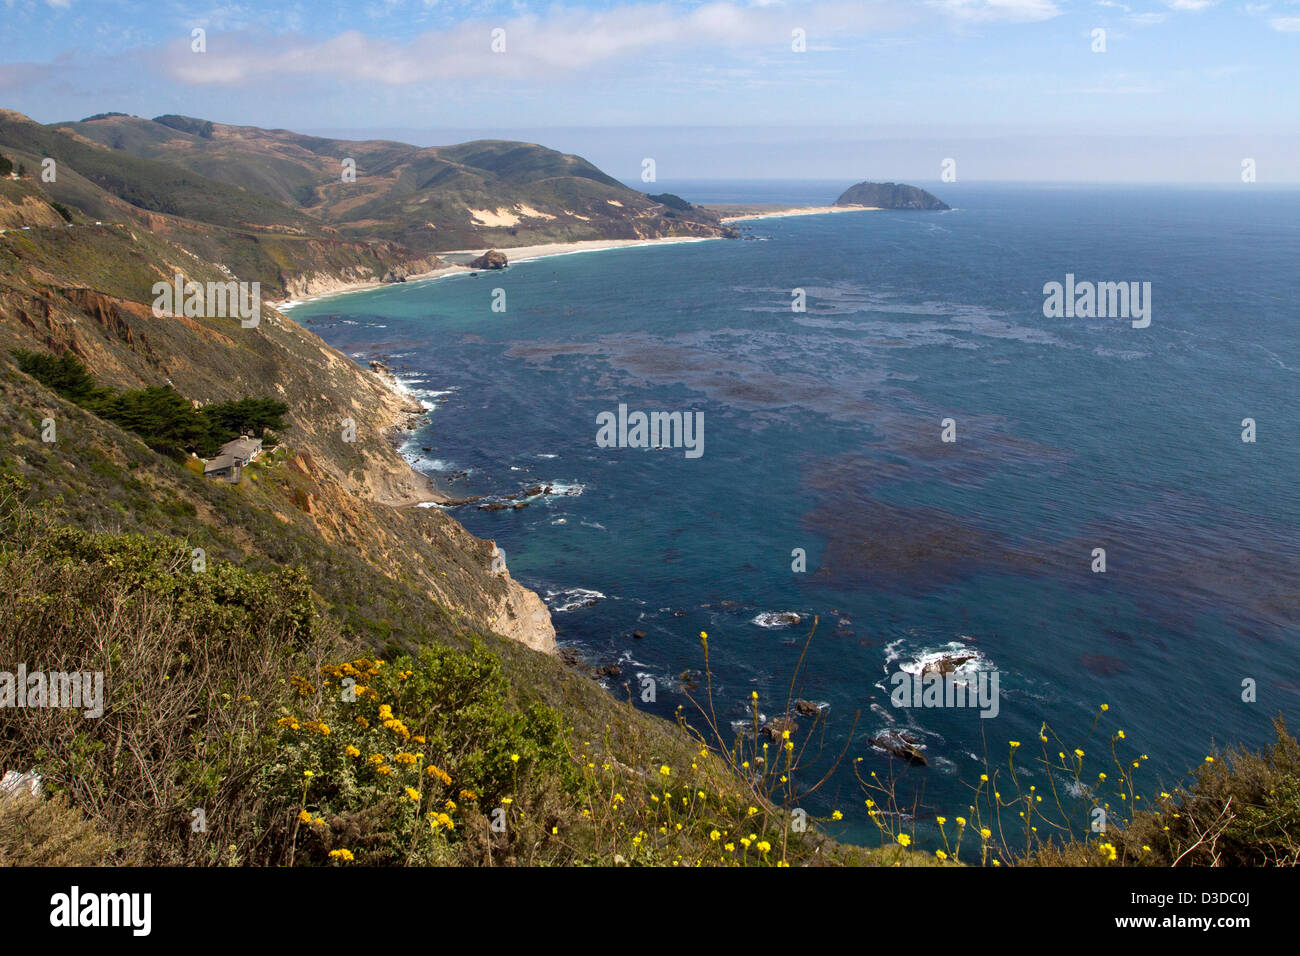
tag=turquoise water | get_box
[287,183,1300,845]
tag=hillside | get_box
[0,109,447,299]
[51,112,736,250]
[0,132,884,867]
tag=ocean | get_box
[284,182,1300,847]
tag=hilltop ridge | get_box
[50,111,735,250]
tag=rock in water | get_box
[834,182,949,210]
[921,653,974,678]
[468,249,508,270]
[761,715,798,741]
[869,729,928,765]
[794,699,822,718]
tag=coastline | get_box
[278,233,723,510]
[370,366,457,508]
[436,235,720,264]
[269,263,466,312]
[270,235,722,312]
[713,204,880,223]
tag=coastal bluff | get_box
[835,181,950,210]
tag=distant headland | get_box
[708,181,949,223]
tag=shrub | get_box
[11,349,288,458]
[0,792,117,866]
[0,481,332,864]
[262,646,574,866]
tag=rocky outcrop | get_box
[468,250,508,270]
[794,699,823,718]
[275,253,446,300]
[761,715,799,741]
[921,653,974,678]
[870,729,928,765]
[835,182,949,211]
[486,576,557,654]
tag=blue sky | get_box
[1,0,1297,181]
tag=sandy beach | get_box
[270,235,721,311]
[714,204,880,223]
[437,236,720,263]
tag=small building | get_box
[219,436,262,465]
[203,454,241,483]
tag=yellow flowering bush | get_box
[266,645,572,865]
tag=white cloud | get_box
[1163,0,1216,10]
[157,0,1062,87]
[1269,15,1300,29]
[927,0,1062,22]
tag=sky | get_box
[1,0,1297,181]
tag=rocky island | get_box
[834,181,950,210]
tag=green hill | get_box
[53,112,735,249]
[0,109,446,298]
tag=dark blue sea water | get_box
[286,183,1300,846]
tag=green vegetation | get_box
[1021,716,1300,867]
[152,114,215,139]
[0,483,853,866]
[0,110,317,231]
[45,112,733,249]
[0,151,11,177]
[648,192,694,211]
[11,349,286,457]
[5,479,1296,867]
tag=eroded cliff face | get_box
[493,580,558,655]
[0,224,558,656]
[481,546,557,655]
[275,254,447,301]
[276,447,556,655]
[0,193,67,230]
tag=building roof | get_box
[203,454,239,474]
[219,436,262,459]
